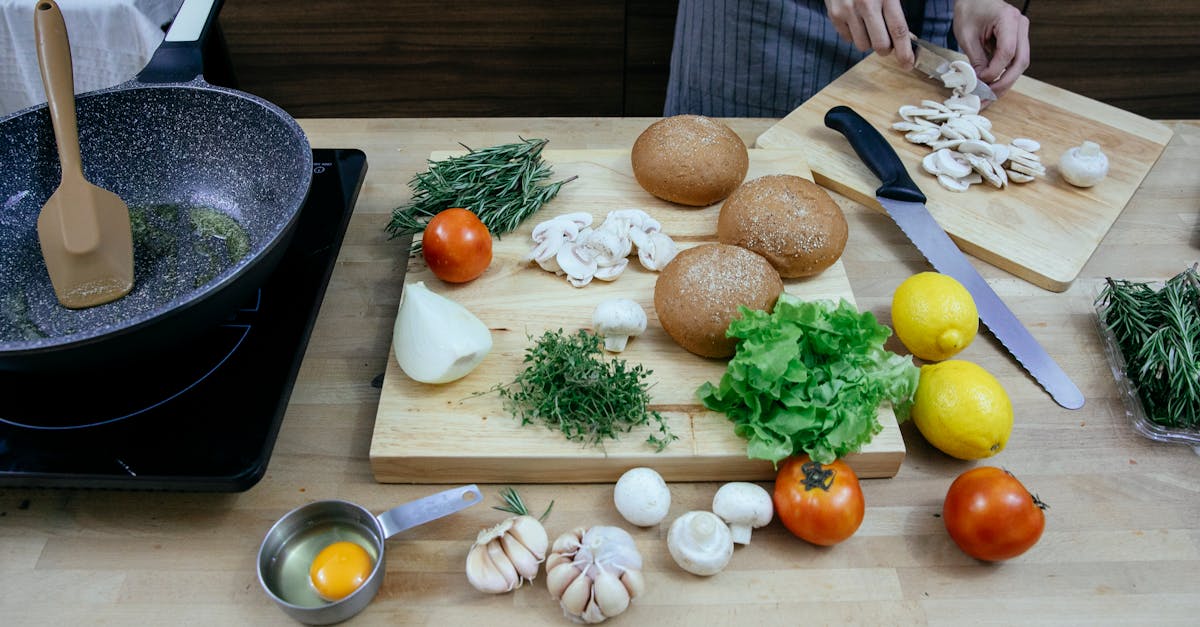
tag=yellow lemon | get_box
[891,272,978,361]
[911,360,1013,460]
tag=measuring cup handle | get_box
[376,485,482,539]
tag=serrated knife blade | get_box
[824,105,1084,410]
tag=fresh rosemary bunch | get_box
[1098,265,1200,429]
[385,137,575,254]
[493,329,676,452]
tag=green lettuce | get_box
[697,295,919,465]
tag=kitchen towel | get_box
[0,0,183,117]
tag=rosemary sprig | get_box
[1098,265,1200,429]
[493,487,554,523]
[492,329,677,452]
[385,137,576,254]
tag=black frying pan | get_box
[0,0,312,372]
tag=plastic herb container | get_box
[1094,271,1200,449]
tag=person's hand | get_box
[824,0,915,69]
[953,0,1030,96]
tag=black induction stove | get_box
[0,148,368,491]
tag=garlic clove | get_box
[592,568,631,617]
[507,515,550,559]
[620,568,646,599]
[393,282,492,384]
[500,531,541,580]
[466,542,513,594]
[485,538,520,591]
[546,561,583,600]
[558,566,594,616]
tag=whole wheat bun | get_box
[653,243,783,358]
[631,115,749,207]
[717,174,848,278]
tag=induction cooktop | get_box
[0,148,368,491]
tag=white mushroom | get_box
[711,482,773,545]
[526,213,594,273]
[941,60,978,96]
[592,299,647,353]
[1059,140,1109,188]
[612,467,671,526]
[667,511,734,576]
[634,231,678,271]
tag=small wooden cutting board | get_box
[755,53,1173,292]
[369,148,906,484]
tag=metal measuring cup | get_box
[257,485,482,624]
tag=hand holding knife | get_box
[823,105,1084,410]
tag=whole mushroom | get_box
[613,467,671,526]
[592,299,648,353]
[667,510,734,576]
[711,482,773,545]
[1059,140,1109,188]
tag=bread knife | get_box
[824,105,1084,410]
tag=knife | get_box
[823,105,1084,410]
[909,36,997,107]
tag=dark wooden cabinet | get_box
[219,1,1196,119]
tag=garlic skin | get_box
[545,526,645,623]
[667,510,734,576]
[393,281,492,384]
[1059,140,1109,188]
[466,515,549,594]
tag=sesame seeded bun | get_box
[653,243,783,358]
[631,115,749,207]
[717,174,848,278]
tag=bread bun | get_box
[717,174,847,278]
[653,243,783,358]
[631,115,749,207]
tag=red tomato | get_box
[773,455,865,546]
[943,466,1046,561]
[422,208,492,283]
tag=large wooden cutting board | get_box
[370,149,906,484]
[755,53,1173,292]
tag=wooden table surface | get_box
[2,118,1198,626]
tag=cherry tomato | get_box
[773,455,865,546]
[943,466,1046,561]
[422,208,492,283]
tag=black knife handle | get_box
[824,105,927,204]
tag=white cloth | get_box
[0,0,183,117]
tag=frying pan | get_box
[0,0,312,372]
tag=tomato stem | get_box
[801,460,835,491]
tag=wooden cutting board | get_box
[755,53,1173,292]
[370,148,906,484]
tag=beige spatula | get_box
[34,0,133,309]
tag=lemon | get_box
[891,272,978,361]
[911,360,1013,460]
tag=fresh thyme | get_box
[493,487,554,523]
[1097,265,1200,429]
[493,329,676,452]
[385,137,575,254]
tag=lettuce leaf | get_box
[697,295,919,465]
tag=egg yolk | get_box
[309,541,372,602]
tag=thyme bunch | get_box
[1098,266,1200,429]
[493,329,676,452]
[385,137,575,254]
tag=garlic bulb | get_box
[393,281,492,384]
[466,515,549,593]
[545,526,645,623]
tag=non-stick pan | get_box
[0,0,312,372]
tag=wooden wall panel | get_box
[219,1,625,117]
[1022,0,1200,119]
[216,1,1196,119]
